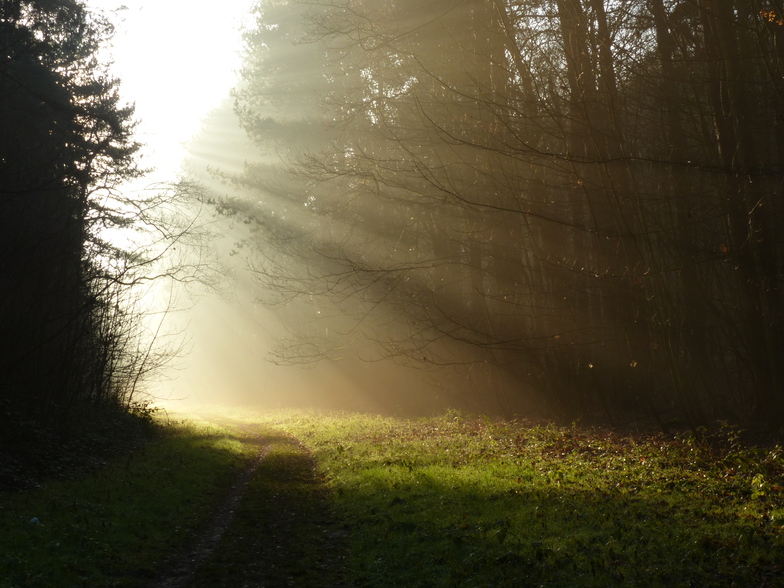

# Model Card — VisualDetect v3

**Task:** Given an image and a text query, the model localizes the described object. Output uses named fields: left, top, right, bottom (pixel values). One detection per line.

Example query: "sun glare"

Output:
left=86, top=0, right=257, bottom=324
left=89, top=0, right=255, bottom=181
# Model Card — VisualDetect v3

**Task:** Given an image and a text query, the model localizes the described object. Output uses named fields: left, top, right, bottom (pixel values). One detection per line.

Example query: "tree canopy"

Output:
left=206, top=0, right=784, bottom=427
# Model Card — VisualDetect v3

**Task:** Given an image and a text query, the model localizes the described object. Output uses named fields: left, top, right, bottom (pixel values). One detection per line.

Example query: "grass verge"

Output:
left=0, top=415, right=257, bottom=588
left=262, top=410, right=784, bottom=587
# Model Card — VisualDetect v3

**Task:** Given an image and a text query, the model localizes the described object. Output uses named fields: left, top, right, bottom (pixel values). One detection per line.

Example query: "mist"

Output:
left=155, top=223, right=451, bottom=415
left=155, top=0, right=784, bottom=427
left=153, top=97, right=467, bottom=417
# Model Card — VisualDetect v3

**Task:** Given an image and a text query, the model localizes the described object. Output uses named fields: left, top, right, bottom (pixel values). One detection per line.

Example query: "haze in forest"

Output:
left=158, top=97, right=455, bottom=415
left=79, top=0, right=784, bottom=426
left=160, top=0, right=784, bottom=427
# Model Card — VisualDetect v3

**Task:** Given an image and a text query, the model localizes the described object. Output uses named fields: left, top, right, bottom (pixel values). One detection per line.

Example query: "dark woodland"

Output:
left=1, top=0, right=150, bottom=454
left=215, top=0, right=784, bottom=428
left=3, top=0, right=784, bottom=443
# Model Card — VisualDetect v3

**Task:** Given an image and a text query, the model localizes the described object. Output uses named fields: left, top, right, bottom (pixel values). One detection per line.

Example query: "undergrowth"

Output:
left=0, top=401, right=158, bottom=492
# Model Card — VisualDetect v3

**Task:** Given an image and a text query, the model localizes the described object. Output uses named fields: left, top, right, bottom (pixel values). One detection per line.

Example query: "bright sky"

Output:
left=89, top=0, right=256, bottom=182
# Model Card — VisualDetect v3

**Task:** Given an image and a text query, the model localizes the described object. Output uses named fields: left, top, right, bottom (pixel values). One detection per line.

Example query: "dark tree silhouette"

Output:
left=1, top=0, right=149, bottom=433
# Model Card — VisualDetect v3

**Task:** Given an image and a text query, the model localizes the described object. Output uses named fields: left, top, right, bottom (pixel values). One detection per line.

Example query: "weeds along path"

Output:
left=151, top=413, right=346, bottom=588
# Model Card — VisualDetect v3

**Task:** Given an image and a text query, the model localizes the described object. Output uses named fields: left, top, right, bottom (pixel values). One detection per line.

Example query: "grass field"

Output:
left=0, top=416, right=258, bottom=587
left=2, top=408, right=783, bottom=587
left=261, top=410, right=784, bottom=587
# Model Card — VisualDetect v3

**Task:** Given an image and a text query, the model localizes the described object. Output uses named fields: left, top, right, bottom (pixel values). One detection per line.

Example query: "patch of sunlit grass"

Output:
left=0, top=416, right=257, bottom=588
left=267, top=410, right=784, bottom=587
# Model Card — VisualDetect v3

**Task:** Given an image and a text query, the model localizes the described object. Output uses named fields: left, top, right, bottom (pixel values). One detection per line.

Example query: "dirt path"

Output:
left=150, top=422, right=271, bottom=588
left=149, top=417, right=347, bottom=588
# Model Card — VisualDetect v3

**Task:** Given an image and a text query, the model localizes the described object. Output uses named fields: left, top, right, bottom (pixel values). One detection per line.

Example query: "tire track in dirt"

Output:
left=149, top=418, right=270, bottom=588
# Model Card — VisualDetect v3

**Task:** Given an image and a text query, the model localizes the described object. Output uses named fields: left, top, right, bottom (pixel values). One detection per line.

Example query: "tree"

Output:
left=0, top=0, right=167, bottom=431
left=214, top=0, right=784, bottom=426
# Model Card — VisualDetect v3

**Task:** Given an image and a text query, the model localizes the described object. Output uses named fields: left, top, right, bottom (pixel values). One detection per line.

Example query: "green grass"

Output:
left=261, top=410, right=784, bottom=587
left=2, top=408, right=783, bottom=587
left=0, top=415, right=257, bottom=588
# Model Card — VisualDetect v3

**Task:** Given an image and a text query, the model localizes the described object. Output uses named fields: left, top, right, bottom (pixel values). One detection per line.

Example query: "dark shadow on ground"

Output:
left=328, top=472, right=783, bottom=587
left=184, top=430, right=347, bottom=588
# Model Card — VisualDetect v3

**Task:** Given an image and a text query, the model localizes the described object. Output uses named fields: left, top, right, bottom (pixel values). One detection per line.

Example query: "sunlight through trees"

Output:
left=0, top=0, right=200, bottom=431
left=201, top=0, right=784, bottom=425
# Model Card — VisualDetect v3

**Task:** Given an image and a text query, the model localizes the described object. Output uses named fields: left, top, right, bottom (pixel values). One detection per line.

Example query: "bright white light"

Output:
left=88, top=0, right=256, bottom=180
